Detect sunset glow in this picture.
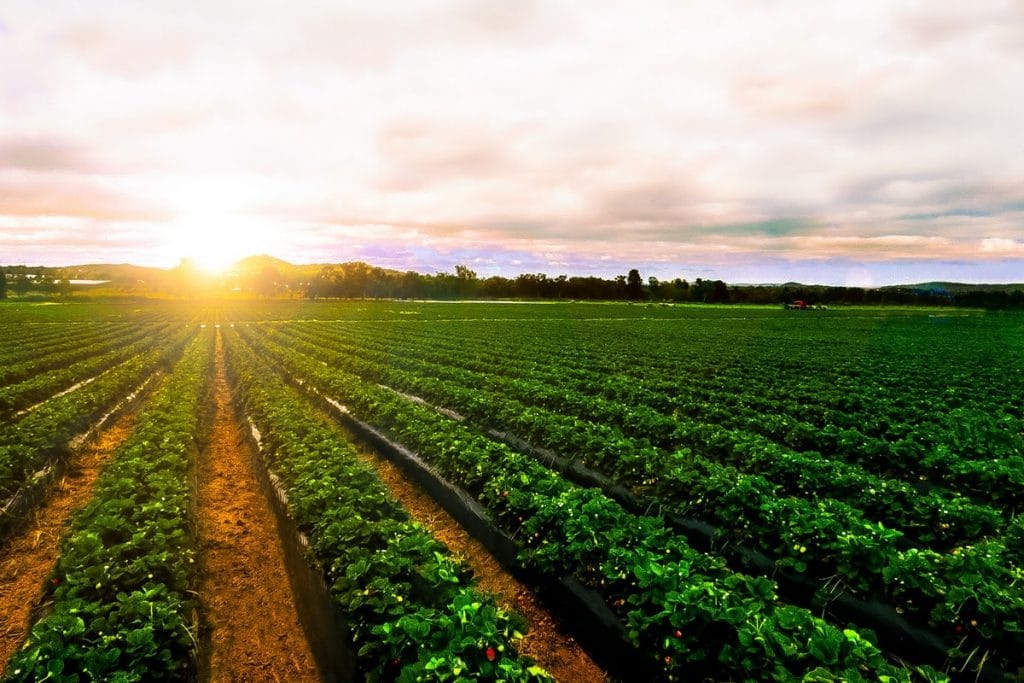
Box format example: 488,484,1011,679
159,215,253,274
1,1,1022,284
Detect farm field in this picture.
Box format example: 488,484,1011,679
1,300,1022,682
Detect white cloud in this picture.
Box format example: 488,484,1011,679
980,238,1024,255
0,0,1022,282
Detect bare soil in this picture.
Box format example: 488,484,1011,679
195,334,318,682
357,445,608,683
0,409,137,673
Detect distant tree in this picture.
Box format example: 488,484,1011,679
0,267,6,299
305,266,331,299
429,271,458,298
565,276,614,299
709,279,730,303
34,272,55,294
454,264,478,298
692,277,716,303
670,278,689,301
614,274,627,298
626,269,644,300
479,275,513,298
56,278,73,298
399,271,421,299
255,264,279,298
344,262,374,299
553,274,568,299
515,273,548,298
14,274,30,296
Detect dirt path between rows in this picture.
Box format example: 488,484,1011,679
0,410,137,673
355,445,608,683
195,333,318,682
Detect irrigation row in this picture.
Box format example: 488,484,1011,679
374,384,960,675
2,329,575,681
237,324,960,682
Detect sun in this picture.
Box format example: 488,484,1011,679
161,213,268,275
157,177,280,274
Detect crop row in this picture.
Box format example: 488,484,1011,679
259,322,1024,659
346,318,1022,466
4,331,214,682
320,319,1024,514
222,327,551,681
264,327,1015,544
315,319,1023,509
493,320,1017,486
277,322,1005,543
0,324,173,420
0,325,108,368
0,323,133,368
0,326,194,512
0,302,214,325
0,323,143,386
0,323,82,360
236,325,948,682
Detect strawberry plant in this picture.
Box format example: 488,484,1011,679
5,331,213,682
241,324,949,682
222,328,551,682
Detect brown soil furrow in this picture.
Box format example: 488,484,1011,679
0,409,137,672
355,444,608,683
195,333,318,682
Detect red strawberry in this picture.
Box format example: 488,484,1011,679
485,646,497,662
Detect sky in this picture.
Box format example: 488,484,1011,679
1,1,1023,286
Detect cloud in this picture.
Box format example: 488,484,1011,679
59,20,201,79
0,216,159,266
731,76,861,120
979,238,1024,256
242,0,572,76
0,174,171,221
901,207,1006,221
597,181,700,224
373,120,514,191
0,1,1022,283
0,219,152,248
0,137,93,172
696,219,817,238
897,2,1024,49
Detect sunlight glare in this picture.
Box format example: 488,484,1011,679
163,214,256,274
157,177,281,274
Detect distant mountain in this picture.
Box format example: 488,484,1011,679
228,255,404,280
231,254,296,272
229,254,313,281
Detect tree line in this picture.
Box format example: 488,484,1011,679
3,261,1023,309
304,265,736,302
0,268,73,299
304,263,1024,309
